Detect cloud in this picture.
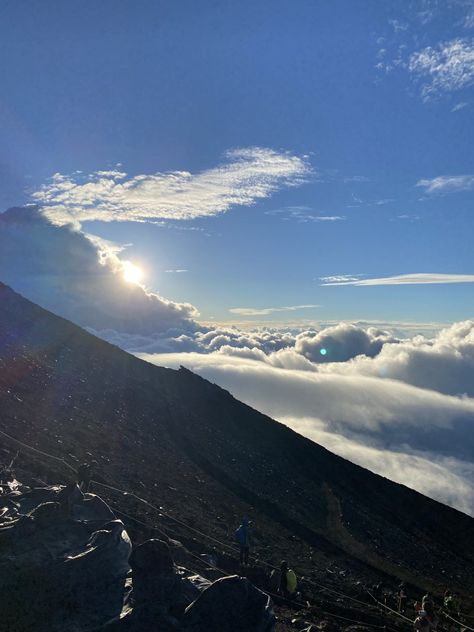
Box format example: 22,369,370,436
0,206,199,334
165,269,188,273
265,206,345,223
394,214,421,221
343,175,370,183
409,38,474,100
451,101,469,112
319,275,363,284
389,19,409,33
321,273,474,286
294,323,398,363
229,305,319,317
319,320,474,398
416,174,474,193
32,148,311,226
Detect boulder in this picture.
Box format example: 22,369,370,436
0,484,131,632
182,574,275,632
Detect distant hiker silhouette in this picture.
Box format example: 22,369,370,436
444,590,460,618
234,518,252,566
77,462,92,493
398,582,407,614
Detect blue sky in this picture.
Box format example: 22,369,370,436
1,0,474,324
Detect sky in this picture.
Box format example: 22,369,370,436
1,1,474,514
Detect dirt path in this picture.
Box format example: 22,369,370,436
322,482,434,592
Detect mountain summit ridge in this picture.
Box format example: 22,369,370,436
1,280,474,605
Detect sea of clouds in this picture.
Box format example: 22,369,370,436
2,205,474,515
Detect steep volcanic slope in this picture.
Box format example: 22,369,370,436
1,281,474,603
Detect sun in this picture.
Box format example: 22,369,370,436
122,261,143,284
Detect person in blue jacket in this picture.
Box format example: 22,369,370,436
234,518,252,566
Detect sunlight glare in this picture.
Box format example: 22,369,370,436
122,261,143,284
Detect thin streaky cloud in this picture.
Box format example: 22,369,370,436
321,273,474,286
229,304,319,317
32,147,311,226
343,175,370,183
265,206,345,223
416,174,474,193
319,275,363,284
451,101,469,112
165,269,188,273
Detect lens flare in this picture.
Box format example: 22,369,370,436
319,348,327,356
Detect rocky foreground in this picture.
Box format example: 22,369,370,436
0,473,275,632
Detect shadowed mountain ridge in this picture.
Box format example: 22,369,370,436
1,280,474,603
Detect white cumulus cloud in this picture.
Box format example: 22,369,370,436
0,206,199,334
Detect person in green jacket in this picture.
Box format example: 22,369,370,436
279,561,298,600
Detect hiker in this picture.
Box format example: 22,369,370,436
77,462,92,493
422,592,432,606
398,582,408,614
372,582,383,602
444,590,453,613
57,481,84,516
418,593,438,631
234,518,252,566
278,561,298,601
414,610,438,632
0,465,14,486
444,591,460,618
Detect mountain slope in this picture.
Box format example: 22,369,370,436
1,281,474,605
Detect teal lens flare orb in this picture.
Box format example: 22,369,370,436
319,348,327,356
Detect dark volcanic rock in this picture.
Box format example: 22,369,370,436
182,574,275,632
0,481,275,632
0,483,131,632
100,538,274,632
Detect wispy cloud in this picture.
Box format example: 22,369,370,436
409,38,474,100
416,174,474,193
394,214,421,221
343,175,370,183
229,304,319,317
265,206,344,223
451,101,469,112
346,196,394,209
389,19,409,33
321,273,474,286
319,275,363,284
32,148,311,226
165,269,188,273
